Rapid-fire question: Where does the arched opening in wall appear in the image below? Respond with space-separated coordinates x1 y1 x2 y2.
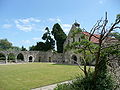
39 57 41 62
8 53 15 63
71 55 77 64
0 53 6 63
29 56 33 62
17 53 24 62
49 57 51 62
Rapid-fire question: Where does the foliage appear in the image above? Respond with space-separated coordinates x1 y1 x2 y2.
54 83 72 90
71 28 82 38
0 53 5 60
21 46 27 51
109 32 120 41
8 53 15 62
42 27 55 50
0 39 12 50
116 14 120 21
52 23 67 53
55 71 116 90
0 39 21 51
66 39 97 65
29 42 46 51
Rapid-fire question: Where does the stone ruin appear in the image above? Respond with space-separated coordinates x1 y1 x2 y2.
0 50 63 63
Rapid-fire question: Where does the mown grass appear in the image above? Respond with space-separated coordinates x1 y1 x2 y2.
0 63 83 90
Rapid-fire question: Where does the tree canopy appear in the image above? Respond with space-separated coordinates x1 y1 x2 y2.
0 39 20 51
0 39 12 50
52 23 67 53
29 42 46 51
42 27 55 50
109 32 120 41
21 46 27 51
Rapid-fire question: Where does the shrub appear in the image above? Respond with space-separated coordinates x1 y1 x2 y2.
54 83 72 90
54 72 117 90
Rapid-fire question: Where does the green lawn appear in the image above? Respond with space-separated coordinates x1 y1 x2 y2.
0 63 83 90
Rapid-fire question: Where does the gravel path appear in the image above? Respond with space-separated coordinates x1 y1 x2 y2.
31 80 72 90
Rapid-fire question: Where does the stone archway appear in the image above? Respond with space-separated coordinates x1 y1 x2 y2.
49 57 51 62
29 56 33 62
8 53 15 63
17 53 24 62
39 57 41 62
71 55 77 64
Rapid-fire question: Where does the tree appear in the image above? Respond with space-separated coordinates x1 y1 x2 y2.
52 23 67 53
29 42 47 51
0 39 12 50
83 13 120 90
21 46 27 51
42 27 55 50
65 13 120 90
0 39 21 51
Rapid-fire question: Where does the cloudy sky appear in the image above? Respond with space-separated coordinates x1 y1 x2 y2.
0 0 119 49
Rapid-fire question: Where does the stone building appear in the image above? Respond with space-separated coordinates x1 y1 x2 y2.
63 22 98 64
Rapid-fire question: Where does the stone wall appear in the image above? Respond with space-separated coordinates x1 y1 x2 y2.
0 50 64 63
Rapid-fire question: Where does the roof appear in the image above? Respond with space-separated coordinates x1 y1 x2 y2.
82 32 100 44
82 32 118 44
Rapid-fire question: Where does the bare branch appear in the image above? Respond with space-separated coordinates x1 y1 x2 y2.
89 19 103 41
113 26 120 29
72 60 84 72
102 20 120 40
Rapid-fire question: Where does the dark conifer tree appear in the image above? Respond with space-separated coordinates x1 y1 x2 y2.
52 23 67 53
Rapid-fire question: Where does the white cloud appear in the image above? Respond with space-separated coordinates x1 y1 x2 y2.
21 40 31 44
14 17 41 32
48 18 61 22
2 24 12 29
16 23 33 32
18 17 41 24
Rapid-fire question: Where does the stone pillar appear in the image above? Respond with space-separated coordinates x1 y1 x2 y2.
23 55 28 62
15 55 17 63
32 56 35 62
5 55 8 64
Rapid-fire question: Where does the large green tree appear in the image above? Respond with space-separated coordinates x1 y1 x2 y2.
0 39 12 50
42 27 55 50
52 23 67 53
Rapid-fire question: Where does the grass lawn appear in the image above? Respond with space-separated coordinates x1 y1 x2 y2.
0 63 83 90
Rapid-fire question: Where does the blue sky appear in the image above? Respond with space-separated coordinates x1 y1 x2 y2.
0 0 119 49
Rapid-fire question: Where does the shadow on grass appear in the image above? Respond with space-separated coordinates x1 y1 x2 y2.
51 63 78 66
